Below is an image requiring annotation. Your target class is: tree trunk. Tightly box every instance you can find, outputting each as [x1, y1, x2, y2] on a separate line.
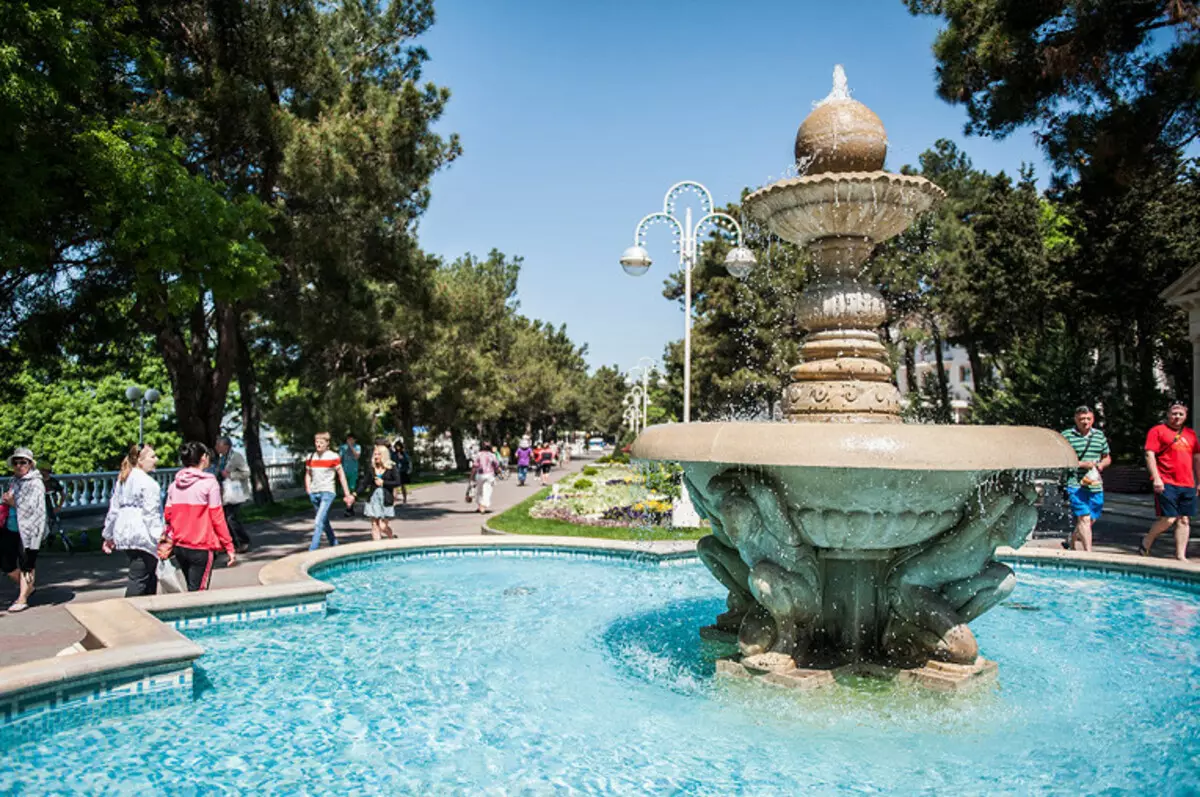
[235, 319, 273, 504]
[930, 320, 952, 423]
[153, 298, 238, 445]
[1113, 333, 1125, 399]
[903, 340, 918, 395]
[966, 342, 988, 400]
[450, 428, 469, 472]
[392, 393, 417, 471]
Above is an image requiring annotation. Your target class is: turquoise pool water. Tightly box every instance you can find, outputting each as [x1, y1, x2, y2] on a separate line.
[6, 554, 1200, 794]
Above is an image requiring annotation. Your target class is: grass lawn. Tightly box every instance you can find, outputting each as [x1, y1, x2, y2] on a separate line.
[487, 487, 707, 542]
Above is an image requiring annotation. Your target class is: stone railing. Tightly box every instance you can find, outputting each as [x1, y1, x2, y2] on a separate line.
[0, 462, 300, 516]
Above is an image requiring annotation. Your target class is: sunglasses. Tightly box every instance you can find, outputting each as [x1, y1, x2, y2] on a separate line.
[11, 459, 30, 466]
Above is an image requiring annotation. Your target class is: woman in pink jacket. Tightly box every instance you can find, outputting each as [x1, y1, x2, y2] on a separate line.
[163, 442, 236, 591]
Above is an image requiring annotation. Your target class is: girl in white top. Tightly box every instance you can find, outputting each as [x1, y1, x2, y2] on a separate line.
[102, 445, 164, 596]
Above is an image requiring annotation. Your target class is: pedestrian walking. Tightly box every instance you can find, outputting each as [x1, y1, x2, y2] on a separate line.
[472, 442, 502, 513]
[537, 442, 554, 486]
[365, 445, 402, 540]
[214, 437, 252, 553]
[162, 442, 236, 591]
[339, 434, 361, 517]
[393, 439, 412, 506]
[102, 445, 165, 596]
[515, 438, 533, 487]
[305, 432, 355, 550]
[1140, 401, 1200, 560]
[1059, 406, 1111, 552]
[2, 447, 46, 612]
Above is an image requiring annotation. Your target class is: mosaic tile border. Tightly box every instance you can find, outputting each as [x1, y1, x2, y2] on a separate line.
[1003, 554, 1200, 592]
[0, 666, 192, 744]
[310, 544, 698, 580]
[310, 543, 1200, 593]
[161, 598, 327, 631]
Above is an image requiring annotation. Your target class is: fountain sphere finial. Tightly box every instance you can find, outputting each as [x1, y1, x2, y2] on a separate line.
[794, 65, 887, 173]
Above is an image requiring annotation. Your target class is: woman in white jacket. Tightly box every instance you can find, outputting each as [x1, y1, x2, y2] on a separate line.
[102, 445, 164, 596]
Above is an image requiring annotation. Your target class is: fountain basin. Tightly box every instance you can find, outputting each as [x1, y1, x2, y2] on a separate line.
[5, 552, 1198, 792]
[743, 172, 944, 246]
[634, 422, 1077, 664]
[632, 421, 1076, 474]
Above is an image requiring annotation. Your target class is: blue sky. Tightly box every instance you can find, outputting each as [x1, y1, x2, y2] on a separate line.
[414, 0, 1048, 374]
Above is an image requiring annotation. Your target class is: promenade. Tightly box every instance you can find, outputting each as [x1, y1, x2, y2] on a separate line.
[0, 461, 586, 668]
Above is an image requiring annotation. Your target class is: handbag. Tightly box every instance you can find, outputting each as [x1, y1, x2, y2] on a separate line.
[0, 504, 8, 527]
[465, 480, 476, 503]
[157, 557, 187, 593]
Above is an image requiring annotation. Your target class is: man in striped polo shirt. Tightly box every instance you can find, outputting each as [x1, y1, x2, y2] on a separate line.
[305, 432, 355, 551]
[1060, 405, 1111, 552]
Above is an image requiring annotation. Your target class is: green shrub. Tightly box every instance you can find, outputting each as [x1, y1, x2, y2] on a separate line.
[643, 462, 682, 499]
[607, 451, 630, 465]
[573, 478, 594, 490]
[581, 466, 599, 476]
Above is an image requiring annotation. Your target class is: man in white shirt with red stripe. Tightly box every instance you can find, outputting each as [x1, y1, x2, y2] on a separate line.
[305, 432, 355, 550]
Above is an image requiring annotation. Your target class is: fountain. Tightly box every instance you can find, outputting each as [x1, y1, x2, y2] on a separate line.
[632, 67, 1078, 690]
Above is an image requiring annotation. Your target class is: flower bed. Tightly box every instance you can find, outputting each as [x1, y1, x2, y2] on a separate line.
[529, 464, 674, 527]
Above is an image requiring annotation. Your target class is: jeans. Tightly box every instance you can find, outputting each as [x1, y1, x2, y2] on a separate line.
[309, 492, 338, 550]
[517, 465, 528, 485]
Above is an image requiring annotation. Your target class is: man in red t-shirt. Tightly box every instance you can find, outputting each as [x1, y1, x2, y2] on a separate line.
[1141, 402, 1200, 560]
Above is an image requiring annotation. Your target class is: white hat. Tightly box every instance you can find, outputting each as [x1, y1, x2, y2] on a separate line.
[8, 447, 35, 468]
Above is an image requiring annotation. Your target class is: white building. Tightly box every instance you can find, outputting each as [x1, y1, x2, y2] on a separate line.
[895, 340, 975, 423]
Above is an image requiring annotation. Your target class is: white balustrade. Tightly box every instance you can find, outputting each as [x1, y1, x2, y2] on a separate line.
[0, 461, 300, 516]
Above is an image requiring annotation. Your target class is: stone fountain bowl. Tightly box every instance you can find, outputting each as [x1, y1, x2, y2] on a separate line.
[743, 172, 945, 247]
[631, 422, 1078, 550]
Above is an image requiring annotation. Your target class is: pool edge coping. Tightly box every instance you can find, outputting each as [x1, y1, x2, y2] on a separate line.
[3, 534, 1200, 717]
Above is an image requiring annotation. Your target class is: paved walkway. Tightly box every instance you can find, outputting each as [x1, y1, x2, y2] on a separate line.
[0, 460, 587, 667]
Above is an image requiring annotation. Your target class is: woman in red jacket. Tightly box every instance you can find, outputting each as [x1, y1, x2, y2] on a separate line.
[163, 442, 236, 591]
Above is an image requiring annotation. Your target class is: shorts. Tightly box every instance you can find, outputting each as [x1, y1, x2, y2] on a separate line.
[539, 463, 552, 475]
[1156, 484, 1197, 518]
[1066, 486, 1104, 520]
[0, 532, 37, 573]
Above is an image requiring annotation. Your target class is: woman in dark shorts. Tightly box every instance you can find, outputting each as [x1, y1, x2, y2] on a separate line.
[3, 447, 47, 612]
[537, 443, 554, 485]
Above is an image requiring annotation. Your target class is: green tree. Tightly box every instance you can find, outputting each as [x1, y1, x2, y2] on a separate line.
[0, 353, 181, 474]
[582, 366, 631, 440]
[905, 0, 1200, 180]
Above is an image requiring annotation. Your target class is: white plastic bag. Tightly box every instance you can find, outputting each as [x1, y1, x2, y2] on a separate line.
[157, 557, 188, 593]
[222, 478, 248, 505]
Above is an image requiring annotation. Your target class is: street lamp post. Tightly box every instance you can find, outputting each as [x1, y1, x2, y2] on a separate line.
[627, 357, 658, 428]
[624, 384, 646, 436]
[620, 181, 757, 423]
[125, 386, 162, 446]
